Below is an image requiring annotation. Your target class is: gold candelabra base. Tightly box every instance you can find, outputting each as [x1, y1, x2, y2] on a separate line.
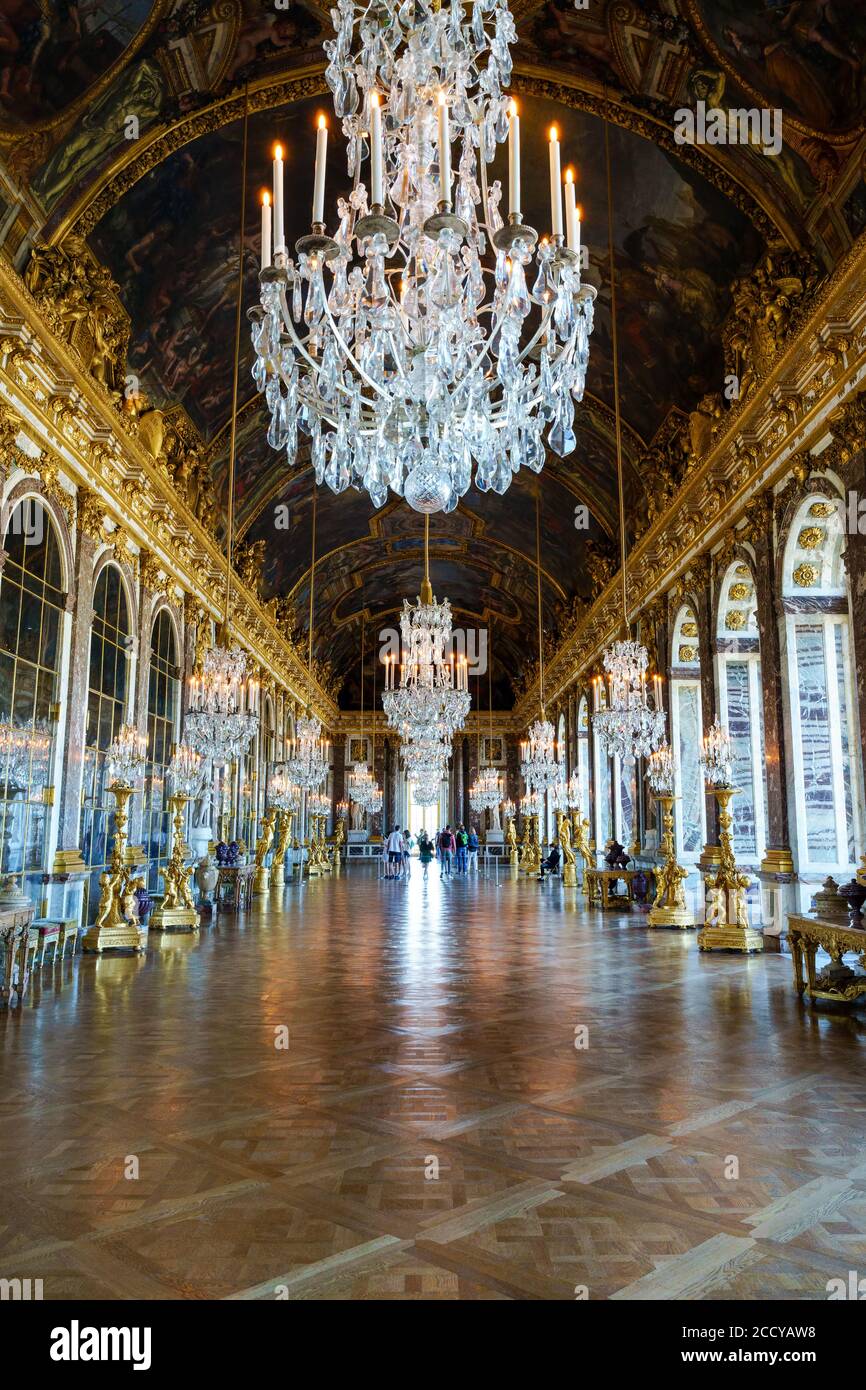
[697, 787, 763, 953]
[150, 794, 199, 932]
[82, 783, 146, 953]
[648, 795, 695, 930]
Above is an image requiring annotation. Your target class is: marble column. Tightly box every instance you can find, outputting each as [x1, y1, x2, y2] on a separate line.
[840, 435, 866, 767]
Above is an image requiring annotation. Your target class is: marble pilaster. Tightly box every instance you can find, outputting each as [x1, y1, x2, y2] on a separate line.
[53, 529, 98, 872]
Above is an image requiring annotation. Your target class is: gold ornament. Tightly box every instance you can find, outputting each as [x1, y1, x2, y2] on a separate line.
[725, 610, 748, 630]
[728, 582, 751, 601]
[793, 561, 819, 588]
[797, 526, 824, 550]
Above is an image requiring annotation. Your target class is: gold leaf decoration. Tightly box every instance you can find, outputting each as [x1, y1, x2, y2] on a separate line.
[725, 610, 748, 630]
[678, 644, 697, 662]
[808, 501, 835, 518]
[797, 526, 824, 550]
[793, 561, 819, 588]
[681, 622, 698, 637]
[729, 582, 751, 601]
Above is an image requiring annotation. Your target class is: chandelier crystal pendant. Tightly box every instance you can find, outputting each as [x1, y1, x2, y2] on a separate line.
[184, 645, 261, 767]
[382, 516, 470, 741]
[252, 0, 594, 513]
[469, 764, 502, 814]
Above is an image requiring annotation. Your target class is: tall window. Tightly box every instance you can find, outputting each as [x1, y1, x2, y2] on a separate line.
[783, 497, 863, 872]
[81, 565, 130, 919]
[577, 696, 589, 810]
[592, 687, 613, 848]
[670, 604, 705, 858]
[143, 610, 179, 893]
[0, 498, 65, 876]
[716, 562, 768, 864]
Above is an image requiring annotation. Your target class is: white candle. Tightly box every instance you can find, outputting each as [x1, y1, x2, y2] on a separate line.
[272, 143, 286, 256]
[564, 167, 578, 253]
[548, 125, 562, 238]
[312, 113, 328, 224]
[260, 191, 271, 270]
[508, 98, 520, 216]
[437, 91, 451, 205]
[370, 92, 383, 207]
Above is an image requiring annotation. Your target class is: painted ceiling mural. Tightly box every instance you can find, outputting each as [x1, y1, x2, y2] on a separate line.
[2, 0, 863, 704]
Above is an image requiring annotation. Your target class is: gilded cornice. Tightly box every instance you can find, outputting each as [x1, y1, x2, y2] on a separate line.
[514, 230, 866, 722]
[0, 256, 336, 724]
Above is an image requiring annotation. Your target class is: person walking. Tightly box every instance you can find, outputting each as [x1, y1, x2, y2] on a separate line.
[418, 830, 434, 880]
[467, 824, 479, 873]
[455, 824, 468, 874]
[438, 825, 455, 878]
[385, 824, 403, 879]
[402, 828, 413, 879]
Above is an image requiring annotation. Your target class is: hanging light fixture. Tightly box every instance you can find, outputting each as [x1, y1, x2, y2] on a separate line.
[699, 717, 733, 788]
[184, 91, 259, 767]
[168, 743, 206, 799]
[469, 617, 502, 813]
[348, 616, 378, 811]
[521, 491, 561, 795]
[268, 764, 302, 811]
[106, 723, 147, 788]
[647, 738, 676, 797]
[286, 488, 330, 794]
[251, 2, 594, 514]
[382, 515, 470, 741]
[591, 120, 664, 764]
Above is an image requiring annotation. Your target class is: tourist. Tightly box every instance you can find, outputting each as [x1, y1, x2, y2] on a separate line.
[418, 830, 434, 880]
[455, 823, 468, 873]
[385, 824, 404, 879]
[438, 824, 455, 877]
[467, 824, 479, 873]
[538, 841, 561, 880]
[402, 828, 413, 878]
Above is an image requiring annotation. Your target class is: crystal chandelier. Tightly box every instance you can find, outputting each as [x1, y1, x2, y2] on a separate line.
[184, 645, 260, 767]
[382, 516, 470, 741]
[268, 764, 302, 811]
[592, 640, 665, 762]
[107, 723, 147, 787]
[590, 122, 664, 766]
[549, 775, 570, 814]
[565, 769, 583, 810]
[520, 789, 542, 818]
[348, 617, 381, 811]
[700, 717, 733, 788]
[0, 719, 51, 791]
[520, 718, 560, 795]
[252, 0, 594, 513]
[287, 714, 330, 791]
[469, 764, 502, 813]
[168, 743, 206, 799]
[646, 738, 675, 796]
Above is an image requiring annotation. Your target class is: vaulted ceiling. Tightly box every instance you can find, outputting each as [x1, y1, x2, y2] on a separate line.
[4, 0, 863, 704]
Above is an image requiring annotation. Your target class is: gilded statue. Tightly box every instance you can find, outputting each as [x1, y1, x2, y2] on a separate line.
[25, 239, 129, 398]
[255, 808, 278, 869]
[559, 816, 577, 886]
[162, 852, 196, 912]
[505, 816, 518, 861]
[725, 247, 817, 401]
[686, 393, 723, 468]
[656, 855, 688, 912]
[236, 538, 267, 597]
[705, 882, 725, 927]
[93, 870, 124, 931]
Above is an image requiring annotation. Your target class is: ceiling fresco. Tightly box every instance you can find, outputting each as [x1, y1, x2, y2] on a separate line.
[3, 0, 863, 705]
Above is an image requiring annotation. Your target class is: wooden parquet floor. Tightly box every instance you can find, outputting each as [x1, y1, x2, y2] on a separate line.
[2, 867, 865, 1301]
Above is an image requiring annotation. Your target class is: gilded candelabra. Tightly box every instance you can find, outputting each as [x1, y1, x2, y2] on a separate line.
[270, 809, 293, 887]
[505, 814, 518, 868]
[570, 806, 593, 892]
[150, 795, 199, 931]
[253, 806, 278, 893]
[648, 795, 694, 929]
[330, 812, 346, 875]
[83, 782, 145, 953]
[697, 787, 763, 953]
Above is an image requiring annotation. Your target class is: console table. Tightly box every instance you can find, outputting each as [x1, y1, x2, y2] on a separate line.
[788, 913, 866, 1007]
[0, 903, 37, 1006]
[215, 864, 255, 912]
[586, 867, 648, 911]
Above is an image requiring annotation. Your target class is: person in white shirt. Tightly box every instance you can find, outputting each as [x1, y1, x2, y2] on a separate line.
[385, 825, 404, 879]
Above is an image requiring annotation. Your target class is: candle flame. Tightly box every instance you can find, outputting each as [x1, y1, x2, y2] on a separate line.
[508, 97, 518, 117]
[438, 89, 447, 107]
[565, 166, 575, 184]
[317, 112, 327, 130]
[575, 204, 583, 220]
[261, 190, 270, 206]
[369, 91, 379, 109]
[549, 124, 559, 142]
[273, 142, 283, 160]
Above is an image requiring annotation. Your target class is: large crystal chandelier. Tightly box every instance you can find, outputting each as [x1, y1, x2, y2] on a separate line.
[348, 617, 381, 811]
[469, 764, 502, 813]
[287, 714, 330, 791]
[591, 120, 664, 766]
[268, 764, 302, 811]
[252, 0, 594, 513]
[592, 640, 665, 762]
[382, 516, 470, 741]
[185, 645, 260, 767]
[520, 718, 561, 795]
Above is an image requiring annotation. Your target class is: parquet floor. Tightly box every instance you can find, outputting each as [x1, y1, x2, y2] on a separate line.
[2, 866, 865, 1300]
